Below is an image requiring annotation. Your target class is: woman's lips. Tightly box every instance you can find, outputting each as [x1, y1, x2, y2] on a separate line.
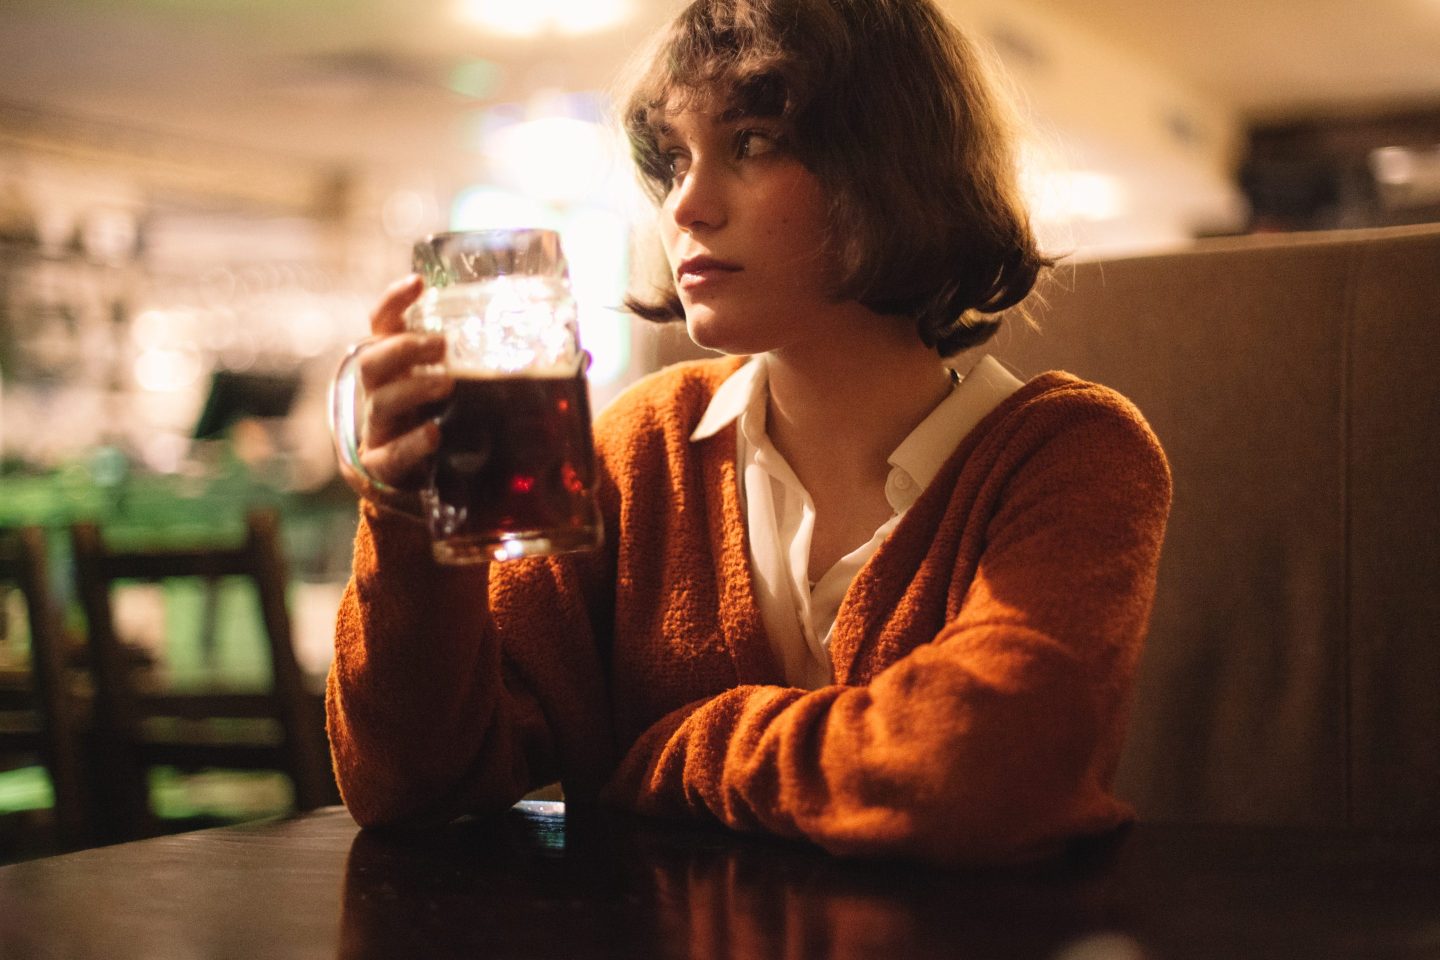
[677, 256, 742, 290]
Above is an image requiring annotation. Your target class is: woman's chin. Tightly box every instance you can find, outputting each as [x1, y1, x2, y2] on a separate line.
[685, 310, 766, 357]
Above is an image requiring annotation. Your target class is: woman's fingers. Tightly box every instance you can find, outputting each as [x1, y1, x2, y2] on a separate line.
[346, 275, 446, 491]
[370, 274, 424, 336]
[358, 332, 446, 392]
[359, 420, 441, 489]
[365, 369, 454, 447]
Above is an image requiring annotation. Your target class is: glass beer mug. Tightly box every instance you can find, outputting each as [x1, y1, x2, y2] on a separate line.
[331, 229, 603, 564]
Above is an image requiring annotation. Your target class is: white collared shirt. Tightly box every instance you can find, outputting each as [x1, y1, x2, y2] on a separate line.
[690, 354, 1024, 689]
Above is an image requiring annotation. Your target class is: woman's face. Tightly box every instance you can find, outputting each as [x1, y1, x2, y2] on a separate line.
[654, 103, 838, 355]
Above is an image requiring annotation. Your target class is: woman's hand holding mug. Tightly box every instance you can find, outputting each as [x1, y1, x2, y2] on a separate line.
[331, 229, 603, 565]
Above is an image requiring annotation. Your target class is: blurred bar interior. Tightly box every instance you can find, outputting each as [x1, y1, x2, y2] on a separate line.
[1, 0, 1438, 859]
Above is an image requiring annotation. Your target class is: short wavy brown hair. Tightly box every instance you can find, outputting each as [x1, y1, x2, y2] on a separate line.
[620, 0, 1051, 357]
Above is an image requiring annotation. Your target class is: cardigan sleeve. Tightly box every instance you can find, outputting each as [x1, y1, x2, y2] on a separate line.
[325, 504, 616, 828]
[599, 396, 1172, 865]
[322, 360, 709, 831]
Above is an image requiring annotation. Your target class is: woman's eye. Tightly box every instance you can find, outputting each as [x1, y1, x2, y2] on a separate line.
[665, 151, 690, 181]
[737, 130, 779, 159]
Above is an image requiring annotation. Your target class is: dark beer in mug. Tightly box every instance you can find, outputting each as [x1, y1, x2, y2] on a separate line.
[423, 371, 603, 564]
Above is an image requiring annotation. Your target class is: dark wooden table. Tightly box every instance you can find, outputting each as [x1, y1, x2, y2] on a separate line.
[1, 802, 1436, 959]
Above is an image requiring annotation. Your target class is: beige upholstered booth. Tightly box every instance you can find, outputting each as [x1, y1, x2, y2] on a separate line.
[995, 224, 1440, 831]
[645, 223, 1440, 831]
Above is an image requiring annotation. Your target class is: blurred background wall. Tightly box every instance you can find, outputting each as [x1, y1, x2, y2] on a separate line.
[0, 0, 1437, 582]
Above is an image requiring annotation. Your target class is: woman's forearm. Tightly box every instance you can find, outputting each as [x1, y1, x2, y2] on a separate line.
[326, 506, 555, 827]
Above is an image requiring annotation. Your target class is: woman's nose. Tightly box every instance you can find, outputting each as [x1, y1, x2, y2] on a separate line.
[668, 162, 725, 233]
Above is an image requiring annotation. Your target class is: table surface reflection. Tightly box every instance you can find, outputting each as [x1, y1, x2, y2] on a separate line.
[1, 802, 1437, 960]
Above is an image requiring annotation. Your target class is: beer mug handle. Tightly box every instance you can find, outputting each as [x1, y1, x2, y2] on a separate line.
[328, 339, 426, 521]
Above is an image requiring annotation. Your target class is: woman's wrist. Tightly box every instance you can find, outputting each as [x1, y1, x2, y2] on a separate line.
[357, 496, 434, 564]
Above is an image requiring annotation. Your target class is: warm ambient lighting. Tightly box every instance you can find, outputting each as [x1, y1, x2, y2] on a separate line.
[486, 116, 617, 206]
[1369, 144, 1440, 208]
[1026, 169, 1129, 224]
[450, 186, 556, 232]
[1370, 146, 1414, 185]
[561, 206, 631, 388]
[456, 0, 631, 37]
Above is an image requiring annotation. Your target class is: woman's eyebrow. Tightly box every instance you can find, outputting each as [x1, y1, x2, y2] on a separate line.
[717, 106, 753, 124]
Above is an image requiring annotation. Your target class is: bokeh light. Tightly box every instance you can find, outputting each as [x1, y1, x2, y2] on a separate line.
[456, 0, 631, 37]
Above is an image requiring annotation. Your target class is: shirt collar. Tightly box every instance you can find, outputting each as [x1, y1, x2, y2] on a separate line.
[691, 355, 765, 441]
[886, 355, 1025, 509]
[691, 352, 1025, 508]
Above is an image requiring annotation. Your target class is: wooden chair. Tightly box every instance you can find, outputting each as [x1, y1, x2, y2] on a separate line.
[71, 508, 335, 843]
[0, 525, 90, 852]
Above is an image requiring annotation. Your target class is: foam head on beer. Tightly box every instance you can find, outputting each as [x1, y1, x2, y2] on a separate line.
[415, 275, 583, 378]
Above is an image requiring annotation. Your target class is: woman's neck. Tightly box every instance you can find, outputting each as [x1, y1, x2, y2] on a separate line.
[763, 307, 954, 492]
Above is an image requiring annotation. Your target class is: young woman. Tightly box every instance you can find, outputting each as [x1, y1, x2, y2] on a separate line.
[328, 0, 1171, 866]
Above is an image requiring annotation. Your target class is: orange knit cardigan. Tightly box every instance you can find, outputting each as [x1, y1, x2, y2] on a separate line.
[327, 356, 1171, 866]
